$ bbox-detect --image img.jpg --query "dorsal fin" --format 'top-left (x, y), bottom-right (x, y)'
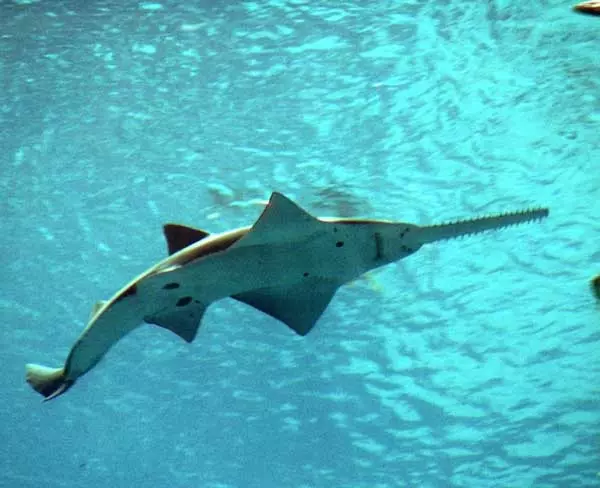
top-left (230, 192), bottom-right (318, 248)
top-left (163, 224), bottom-right (210, 255)
top-left (89, 300), bottom-right (108, 321)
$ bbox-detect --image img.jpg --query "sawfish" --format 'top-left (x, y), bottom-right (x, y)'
top-left (25, 192), bottom-right (549, 401)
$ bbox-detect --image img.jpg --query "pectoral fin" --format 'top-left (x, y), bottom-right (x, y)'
top-left (144, 299), bottom-right (207, 343)
top-left (233, 278), bottom-right (340, 335)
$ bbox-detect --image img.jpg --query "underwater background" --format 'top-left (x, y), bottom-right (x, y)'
top-left (1, 0), bottom-right (599, 486)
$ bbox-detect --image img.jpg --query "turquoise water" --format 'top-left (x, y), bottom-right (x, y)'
top-left (1, 1), bottom-right (599, 486)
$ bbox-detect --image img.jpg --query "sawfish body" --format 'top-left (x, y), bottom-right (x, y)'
top-left (26, 192), bottom-right (548, 400)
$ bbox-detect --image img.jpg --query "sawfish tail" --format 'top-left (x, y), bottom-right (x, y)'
top-left (25, 364), bottom-right (73, 401)
top-left (417, 208), bottom-right (549, 244)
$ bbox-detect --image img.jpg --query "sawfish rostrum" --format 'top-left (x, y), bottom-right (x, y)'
top-left (25, 192), bottom-right (549, 400)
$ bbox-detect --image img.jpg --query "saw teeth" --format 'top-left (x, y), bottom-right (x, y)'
top-left (436, 208), bottom-right (549, 236)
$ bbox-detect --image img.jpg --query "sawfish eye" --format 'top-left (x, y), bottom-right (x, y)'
top-left (336, 241), bottom-right (344, 247)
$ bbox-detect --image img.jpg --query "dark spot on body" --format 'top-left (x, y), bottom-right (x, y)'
top-left (303, 272), bottom-right (309, 277)
top-left (176, 296), bottom-right (193, 307)
top-left (163, 282), bottom-right (180, 290)
top-left (336, 241), bottom-right (344, 247)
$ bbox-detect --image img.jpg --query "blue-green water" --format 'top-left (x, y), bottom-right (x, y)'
top-left (1, 1), bottom-right (598, 487)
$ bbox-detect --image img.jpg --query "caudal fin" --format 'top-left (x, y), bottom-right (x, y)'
top-left (25, 364), bottom-right (73, 401)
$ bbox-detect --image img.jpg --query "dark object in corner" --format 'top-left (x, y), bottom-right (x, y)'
top-left (573, 1), bottom-right (600, 16)
top-left (591, 275), bottom-right (600, 300)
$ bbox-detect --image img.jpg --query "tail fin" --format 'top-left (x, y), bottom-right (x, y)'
top-left (25, 364), bottom-right (73, 401)
top-left (417, 208), bottom-right (549, 245)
